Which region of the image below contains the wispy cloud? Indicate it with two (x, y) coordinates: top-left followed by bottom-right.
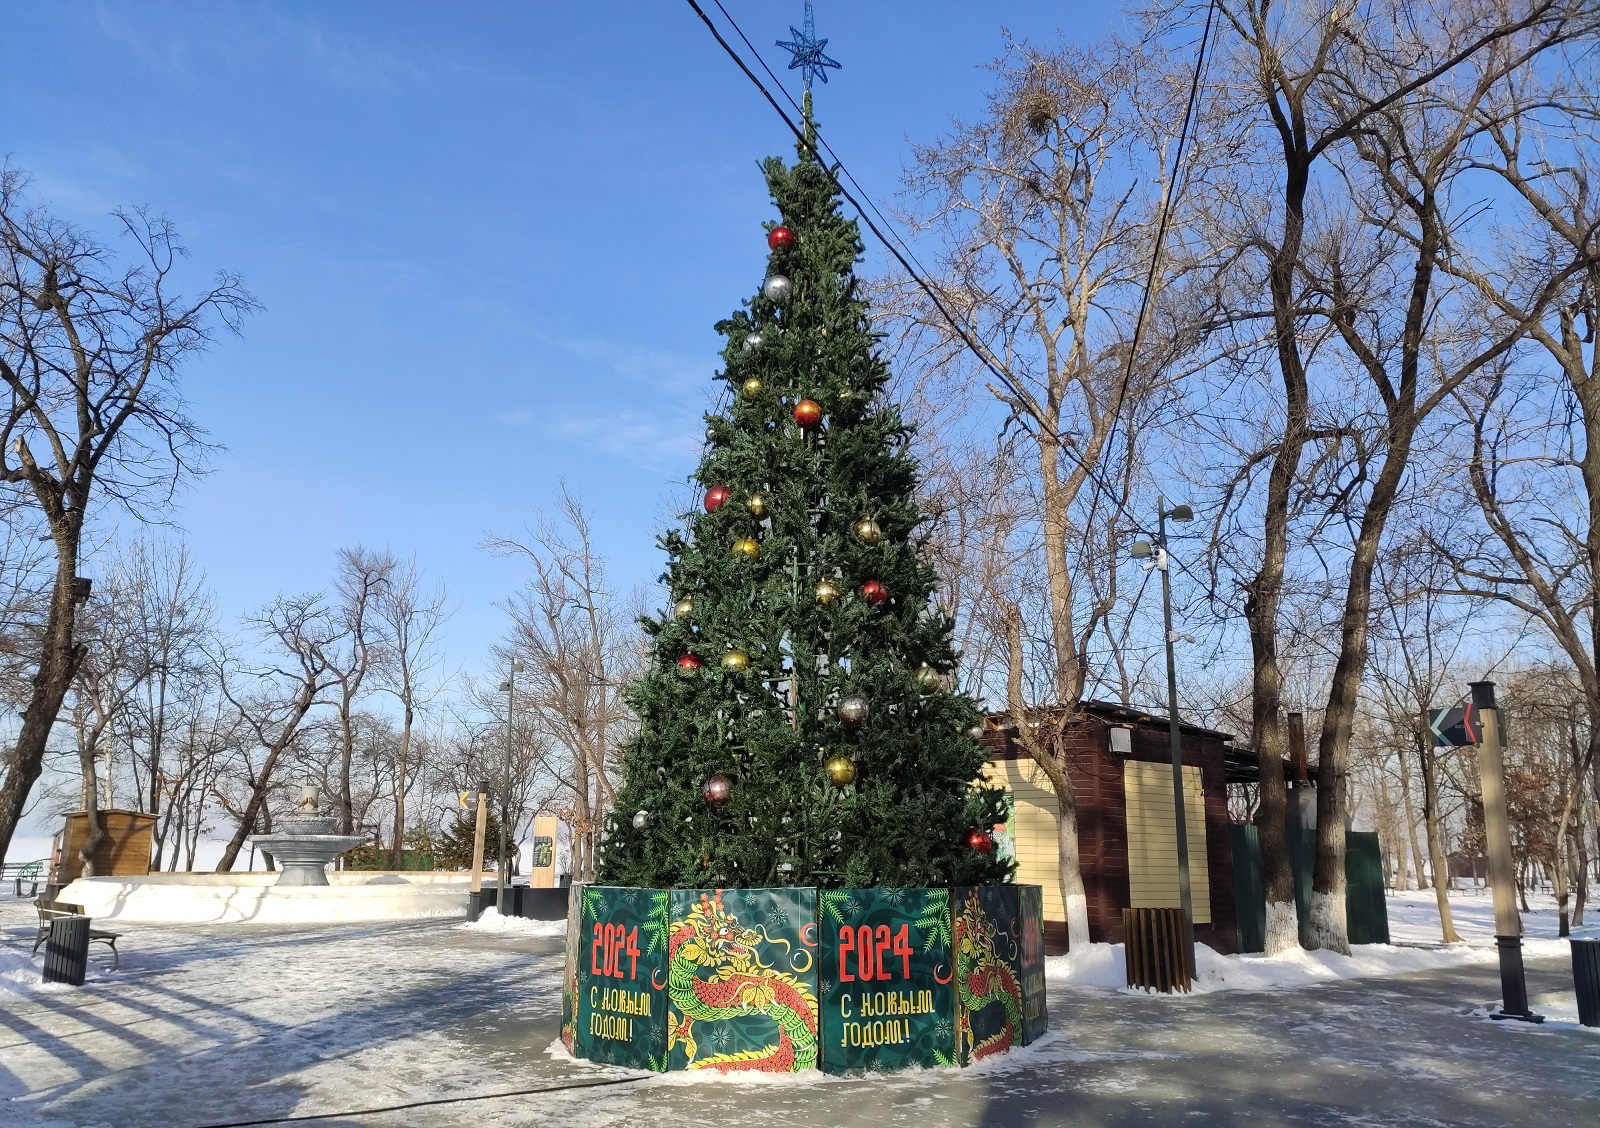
(539, 410), (702, 475)
(549, 336), (708, 394)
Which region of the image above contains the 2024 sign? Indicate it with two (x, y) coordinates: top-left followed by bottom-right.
(836, 923), (916, 982)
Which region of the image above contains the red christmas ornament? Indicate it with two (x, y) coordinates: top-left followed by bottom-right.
(861, 580), (888, 605)
(793, 399), (823, 429)
(703, 485), (731, 513)
(677, 654), (703, 671)
(768, 225), (795, 251)
(966, 828), (994, 854)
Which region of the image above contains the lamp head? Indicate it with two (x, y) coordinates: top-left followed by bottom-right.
(1130, 539), (1153, 559)
(511, 657), (525, 673)
(1168, 504), (1194, 523)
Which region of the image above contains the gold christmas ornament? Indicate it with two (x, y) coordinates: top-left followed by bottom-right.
(853, 516), (883, 545)
(914, 664), (942, 694)
(741, 376), (763, 400)
(745, 492), (768, 519)
(814, 579), (841, 605)
(824, 754), (857, 787)
(672, 596), (694, 621)
(732, 537), (762, 560)
(720, 649), (750, 672)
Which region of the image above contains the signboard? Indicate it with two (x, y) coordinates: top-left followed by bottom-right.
(1429, 703), (1479, 747)
(819, 888), (956, 1072)
(664, 888), (818, 1072)
(573, 886), (669, 1070)
(1016, 884), (1049, 1045)
(953, 886), (1025, 1064)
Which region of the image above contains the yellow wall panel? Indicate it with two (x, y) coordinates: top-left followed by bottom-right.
(1123, 762), (1210, 923)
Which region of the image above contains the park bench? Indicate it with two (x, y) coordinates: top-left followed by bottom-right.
(1, 860), (44, 897)
(32, 900), (120, 971)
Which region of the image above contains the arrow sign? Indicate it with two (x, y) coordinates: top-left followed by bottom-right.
(1429, 703), (1479, 747)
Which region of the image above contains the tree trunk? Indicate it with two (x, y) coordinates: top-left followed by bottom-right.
(216, 746), (288, 872)
(77, 740), (105, 879)
(0, 549), (87, 866)
(391, 704), (413, 869)
(1418, 740), (1461, 942)
(1396, 746), (1427, 890)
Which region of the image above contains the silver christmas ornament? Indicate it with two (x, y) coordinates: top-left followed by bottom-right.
(837, 695), (870, 727)
(632, 809), (650, 830)
(763, 275), (793, 302)
(744, 331), (764, 351)
(967, 724), (986, 741)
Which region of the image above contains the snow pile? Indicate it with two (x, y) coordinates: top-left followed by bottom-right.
(1470, 993), (1600, 1035)
(459, 912), (566, 937)
(1044, 885), (1600, 996)
(0, 947), (35, 993)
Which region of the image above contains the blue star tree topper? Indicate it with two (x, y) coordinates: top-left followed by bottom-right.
(776, 0), (841, 93)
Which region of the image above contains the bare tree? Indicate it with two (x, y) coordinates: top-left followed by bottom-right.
(325, 548), (394, 835)
(882, 34), (1221, 948)
(67, 557), (152, 875)
(0, 168), (255, 865)
(486, 486), (640, 882)
(373, 558), (447, 866)
(1208, 0), (1592, 953)
(213, 594), (340, 872)
(119, 538), (214, 869)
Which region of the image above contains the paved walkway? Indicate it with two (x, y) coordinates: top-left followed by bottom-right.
(1, 899), (1595, 1128)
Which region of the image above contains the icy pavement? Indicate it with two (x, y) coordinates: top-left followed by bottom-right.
(1, 893), (1597, 1128)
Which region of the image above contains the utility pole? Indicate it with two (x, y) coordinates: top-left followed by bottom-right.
(1133, 497), (1197, 976)
(498, 657), (524, 917)
(1471, 681), (1541, 1022)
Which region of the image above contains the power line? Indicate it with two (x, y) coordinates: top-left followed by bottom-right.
(683, 0), (1218, 572)
(1078, 0), (1219, 550)
(682, 0), (1142, 524)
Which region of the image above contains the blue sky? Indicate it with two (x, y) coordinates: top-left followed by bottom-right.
(0, 1), (1112, 682)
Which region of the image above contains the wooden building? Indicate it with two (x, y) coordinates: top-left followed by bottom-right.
(979, 701), (1248, 956)
(50, 809), (156, 885)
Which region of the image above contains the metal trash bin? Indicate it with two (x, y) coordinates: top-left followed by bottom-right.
(42, 915), (90, 986)
(1572, 938), (1600, 1028)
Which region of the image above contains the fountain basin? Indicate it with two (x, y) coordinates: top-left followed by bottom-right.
(246, 832), (367, 886)
(55, 871), (474, 924)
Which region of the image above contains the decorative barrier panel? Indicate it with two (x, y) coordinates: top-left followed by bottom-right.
(953, 886), (1025, 1063)
(819, 887), (957, 1072)
(564, 884), (1044, 1073)
(666, 888), (819, 1072)
(1016, 884), (1049, 1044)
(573, 886), (670, 1070)
(559, 883), (584, 1052)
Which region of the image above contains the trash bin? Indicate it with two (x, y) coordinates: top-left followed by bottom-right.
(42, 915), (90, 986)
(467, 890), (485, 923)
(1573, 938), (1600, 1028)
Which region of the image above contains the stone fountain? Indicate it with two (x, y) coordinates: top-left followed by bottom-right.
(248, 786), (365, 886)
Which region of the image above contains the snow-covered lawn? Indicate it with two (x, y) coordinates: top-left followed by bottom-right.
(1, 886), (1594, 1128)
(1046, 885), (1600, 995)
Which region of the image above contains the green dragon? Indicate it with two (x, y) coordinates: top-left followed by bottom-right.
(666, 891), (819, 1072)
(954, 889), (1022, 1060)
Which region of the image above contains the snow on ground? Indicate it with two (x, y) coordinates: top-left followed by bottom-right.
(1045, 885), (1600, 995)
(458, 911), (567, 937)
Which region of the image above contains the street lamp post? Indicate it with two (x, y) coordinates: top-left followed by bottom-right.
(498, 657), (525, 917)
(1132, 496), (1196, 977)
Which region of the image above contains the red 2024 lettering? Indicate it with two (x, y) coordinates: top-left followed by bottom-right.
(590, 922), (640, 979)
(837, 923), (913, 982)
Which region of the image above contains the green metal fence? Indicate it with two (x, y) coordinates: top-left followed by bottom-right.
(1230, 825), (1390, 952)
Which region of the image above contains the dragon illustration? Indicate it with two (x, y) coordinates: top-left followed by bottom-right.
(666, 891), (819, 1072)
(954, 890), (1022, 1061)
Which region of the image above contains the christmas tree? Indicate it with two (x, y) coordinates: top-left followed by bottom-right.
(599, 108), (1011, 891)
